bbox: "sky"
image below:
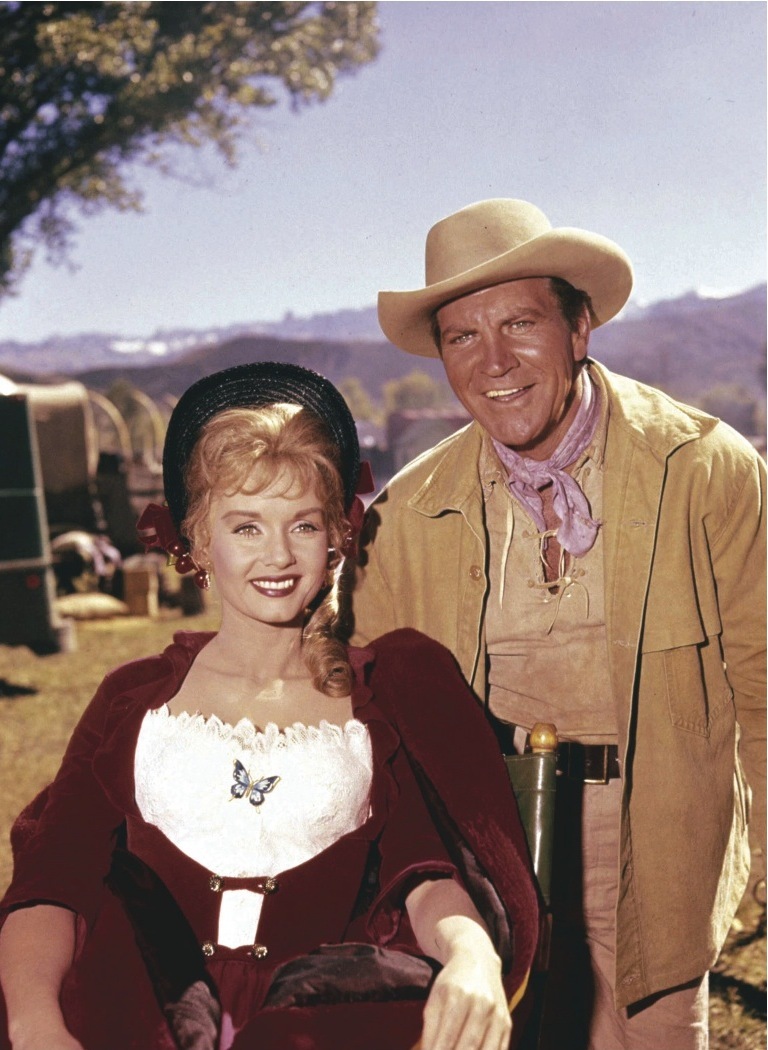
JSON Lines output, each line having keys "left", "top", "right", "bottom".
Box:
{"left": 0, "top": 0, "right": 765, "bottom": 342}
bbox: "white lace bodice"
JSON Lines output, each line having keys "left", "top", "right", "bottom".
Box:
{"left": 134, "top": 707, "right": 373, "bottom": 947}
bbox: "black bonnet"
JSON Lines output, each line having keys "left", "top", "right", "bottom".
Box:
{"left": 162, "top": 362, "right": 361, "bottom": 531}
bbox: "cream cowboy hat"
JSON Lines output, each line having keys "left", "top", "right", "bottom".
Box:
{"left": 377, "top": 198, "right": 634, "bottom": 358}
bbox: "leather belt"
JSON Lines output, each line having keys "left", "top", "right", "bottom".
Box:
{"left": 557, "top": 741, "right": 620, "bottom": 784}
{"left": 492, "top": 719, "right": 620, "bottom": 784}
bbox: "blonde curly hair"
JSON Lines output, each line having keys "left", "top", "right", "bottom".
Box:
{"left": 182, "top": 404, "right": 352, "bottom": 698}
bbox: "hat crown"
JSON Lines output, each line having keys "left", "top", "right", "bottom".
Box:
{"left": 425, "top": 199, "right": 552, "bottom": 285}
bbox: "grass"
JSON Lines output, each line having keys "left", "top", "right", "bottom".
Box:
{"left": 0, "top": 607, "right": 764, "bottom": 1046}
{"left": 0, "top": 604, "right": 222, "bottom": 890}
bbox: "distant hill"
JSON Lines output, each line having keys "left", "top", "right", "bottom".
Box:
{"left": 0, "top": 308, "right": 383, "bottom": 377}
{"left": 1, "top": 286, "right": 764, "bottom": 418}
{"left": 588, "top": 284, "right": 766, "bottom": 404}
{"left": 70, "top": 334, "right": 452, "bottom": 403}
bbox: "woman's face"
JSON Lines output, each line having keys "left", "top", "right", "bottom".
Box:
{"left": 205, "top": 472, "right": 330, "bottom": 631}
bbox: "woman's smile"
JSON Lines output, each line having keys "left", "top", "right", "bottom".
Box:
{"left": 250, "top": 574, "right": 301, "bottom": 597}
{"left": 205, "top": 476, "right": 330, "bottom": 630}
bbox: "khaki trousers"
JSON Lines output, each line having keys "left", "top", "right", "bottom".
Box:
{"left": 538, "top": 776, "right": 709, "bottom": 1050}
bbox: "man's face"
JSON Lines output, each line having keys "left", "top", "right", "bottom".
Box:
{"left": 436, "top": 278, "right": 590, "bottom": 460}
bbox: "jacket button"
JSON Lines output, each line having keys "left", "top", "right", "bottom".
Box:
{"left": 251, "top": 943, "right": 269, "bottom": 959}
{"left": 201, "top": 941, "right": 215, "bottom": 957}
{"left": 469, "top": 565, "right": 483, "bottom": 581}
{"left": 209, "top": 875, "right": 223, "bottom": 893}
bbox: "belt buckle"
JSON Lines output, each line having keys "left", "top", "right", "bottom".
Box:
{"left": 583, "top": 745, "right": 610, "bottom": 785}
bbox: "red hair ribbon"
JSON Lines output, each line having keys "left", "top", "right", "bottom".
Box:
{"left": 356, "top": 460, "right": 376, "bottom": 498}
{"left": 135, "top": 503, "right": 205, "bottom": 584}
{"left": 341, "top": 461, "right": 376, "bottom": 559}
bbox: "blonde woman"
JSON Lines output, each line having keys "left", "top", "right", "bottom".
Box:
{"left": 0, "top": 363, "right": 537, "bottom": 1050}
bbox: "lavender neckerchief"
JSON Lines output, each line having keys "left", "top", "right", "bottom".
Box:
{"left": 492, "top": 374, "right": 601, "bottom": 558}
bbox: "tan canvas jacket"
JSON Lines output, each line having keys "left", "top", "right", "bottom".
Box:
{"left": 350, "top": 361, "right": 766, "bottom": 1008}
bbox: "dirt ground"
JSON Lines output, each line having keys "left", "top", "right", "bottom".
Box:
{"left": 710, "top": 890, "right": 766, "bottom": 1049}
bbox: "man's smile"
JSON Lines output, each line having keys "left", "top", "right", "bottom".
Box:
{"left": 484, "top": 384, "right": 532, "bottom": 400}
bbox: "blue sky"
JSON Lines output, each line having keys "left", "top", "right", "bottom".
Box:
{"left": 0, "top": 1, "right": 765, "bottom": 342}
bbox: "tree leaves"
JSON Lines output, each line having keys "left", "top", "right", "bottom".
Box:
{"left": 0, "top": 1, "right": 380, "bottom": 298}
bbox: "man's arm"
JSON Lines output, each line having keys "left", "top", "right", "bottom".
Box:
{"left": 712, "top": 445, "right": 767, "bottom": 855}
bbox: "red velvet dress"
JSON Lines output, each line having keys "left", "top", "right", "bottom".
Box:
{"left": 0, "top": 629, "right": 538, "bottom": 1049}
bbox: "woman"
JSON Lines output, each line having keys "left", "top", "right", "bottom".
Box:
{"left": 0, "top": 363, "right": 538, "bottom": 1050}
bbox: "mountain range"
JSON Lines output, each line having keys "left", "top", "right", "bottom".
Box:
{"left": 0, "top": 285, "right": 765, "bottom": 420}
{"left": 0, "top": 307, "right": 385, "bottom": 376}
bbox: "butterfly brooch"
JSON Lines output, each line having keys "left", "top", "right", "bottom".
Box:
{"left": 230, "top": 759, "right": 280, "bottom": 807}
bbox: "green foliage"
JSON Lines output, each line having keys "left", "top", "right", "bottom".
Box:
{"left": 383, "top": 370, "right": 451, "bottom": 413}
{"left": 338, "top": 375, "right": 379, "bottom": 424}
{"left": 106, "top": 376, "right": 161, "bottom": 460}
{"left": 0, "top": 1, "right": 379, "bottom": 296}
{"left": 106, "top": 376, "right": 138, "bottom": 416}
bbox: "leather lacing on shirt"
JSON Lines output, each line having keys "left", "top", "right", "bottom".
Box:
{"left": 490, "top": 478, "right": 590, "bottom": 634}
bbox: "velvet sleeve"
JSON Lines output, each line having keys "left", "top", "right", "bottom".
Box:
{"left": 358, "top": 629, "right": 540, "bottom": 986}
{"left": 365, "top": 738, "right": 459, "bottom": 949}
{"left": 0, "top": 671, "right": 129, "bottom": 941}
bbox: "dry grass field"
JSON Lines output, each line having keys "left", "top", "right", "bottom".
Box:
{"left": 0, "top": 606, "right": 765, "bottom": 1046}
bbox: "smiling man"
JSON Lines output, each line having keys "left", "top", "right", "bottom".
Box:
{"left": 350, "top": 199, "right": 766, "bottom": 1049}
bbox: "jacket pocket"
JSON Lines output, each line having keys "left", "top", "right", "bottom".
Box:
{"left": 660, "top": 635, "right": 733, "bottom": 737}
{"left": 641, "top": 587, "right": 730, "bottom": 736}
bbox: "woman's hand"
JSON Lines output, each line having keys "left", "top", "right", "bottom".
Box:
{"left": 406, "top": 879, "right": 512, "bottom": 1050}
{"left": 8, "top": 1015, "right": 85, "bottom": 1050}
{"left": 420, "top": 932, "right": 511, "bottom": 1050}
{"left": 0, "top": 905, "right": 83, "bottom": 1050}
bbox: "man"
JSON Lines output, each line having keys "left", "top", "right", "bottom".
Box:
{"left": 350, "top": 198, "right": 766, "bottom": 1049}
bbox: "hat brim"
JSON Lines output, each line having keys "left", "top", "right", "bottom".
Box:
{"left": 378, "top": 228, "right": 633, "bottom": 357}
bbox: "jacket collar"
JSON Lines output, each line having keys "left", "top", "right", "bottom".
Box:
{"left": 588, "top": 360, "right": 717, "bottom": 462}
{"left": 405, "top": 421, "right": 486, "bottom": 520}
{"left": 405, "top": 361, "right": 717, "bottom": 520}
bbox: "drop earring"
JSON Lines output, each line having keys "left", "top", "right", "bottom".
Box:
{"left": 193, "top": 551, "right": 211, "bottom": 590}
